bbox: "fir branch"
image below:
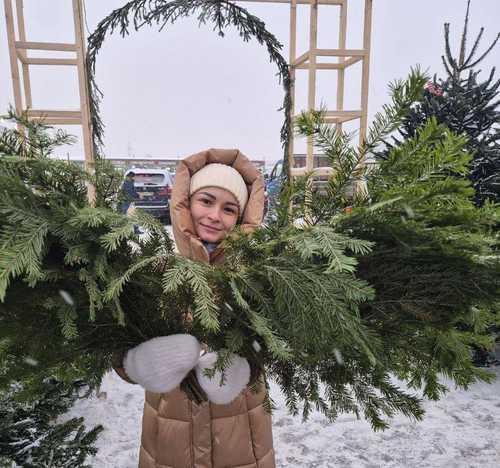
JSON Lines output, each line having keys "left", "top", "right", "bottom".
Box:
{"left": 163, "top": 258, "right": 220, "bottom": 332}
{"left": 105, "top": 256, "right": 161, "bottom": 302}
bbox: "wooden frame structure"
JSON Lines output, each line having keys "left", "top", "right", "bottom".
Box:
{"left": 4, "top": 0, "right": 95, "bottom": 201}
{"left": 4, "top": 0, "right": 372, "bottom": 185}
{"left": 239, "top": 0, "right": 373, "bottom": 178}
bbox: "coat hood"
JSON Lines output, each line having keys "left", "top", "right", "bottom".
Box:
{"left": 170, "top": 148, "right": 265, "bottom": 264}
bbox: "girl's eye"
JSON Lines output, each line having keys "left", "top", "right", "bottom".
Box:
{"left": 224, "top": 207, "right": 237, "bottom": 215}
{"left": 200, "top": 198, "right": 212, "bottom": 205}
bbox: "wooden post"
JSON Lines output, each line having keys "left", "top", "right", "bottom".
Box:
{"left": 4, "top": 0, "right": 23, "bottom": 115}
{"left": 73, "top": 0, "right": 96, "bottom": 205}
{"left": 288, "top": 0, "right": 297, "bottom": 174}
{"left": 354, "top": 0, "right": 372, "bottom": 197}
{"left": 359, "top": 0, "right": 372, "bottom": 147}
{"left": 336, "top": 0, "right": 347, "bottom": 134}
{"left": 15, "top": 0, "right": 32, "bottom": 109}
{"left": 307, "top": 0, "right": 318, "bottom": 173}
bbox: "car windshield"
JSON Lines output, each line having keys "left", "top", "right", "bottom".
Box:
{"left": 133, "top": 173, "right": 166, "bottom": 185}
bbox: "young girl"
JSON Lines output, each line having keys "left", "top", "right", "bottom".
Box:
{"left": 115, "top": 148, "right": 275, "bottom": 468}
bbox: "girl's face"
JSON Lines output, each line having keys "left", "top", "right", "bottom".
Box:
{"left": 190, "top": 187, "right": 240, "bottom": 243}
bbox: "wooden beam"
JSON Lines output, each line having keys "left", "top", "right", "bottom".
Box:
{"left": 324, "top": 110, "right": 361, "bottom": 118}
{"left": 15, "top": 41, "right": 77, "bottom": 52}
{"left": 336, "top": 0, "right": 347, "bottom": 133}
{"left": 296, "top": 56, "right": 362, "bottom": 69}
{"left": 292, "top": 51, "right": 309, "bottom": 66}
{"left": 323, "top": 116, "right": 360, "bottom": 124}
{"left": 325, "top": 110, "right": 361, "bottom": 124}
{"left": 26, "top": 109, "right": 82, "bottom": 118}
{"left": 359, "top": 0, "right": 372, "bottom": 147}
{"left": 293, "top": 54, "right": 363, "bottom": 70}
{"left": 73, "top": 0, "right": 96, "bottom": 204}
{"left": 297, "top": 62, "right": 343, "bottom": 69}
{"left": 293, "top": 110, "right": 361, "bottom": 123}
{"left": 27, "top": 117, "right": 82, "bottom": 125}
{"left": 4, "top": 0, "right": 23, "bottom": 114}
{"left": 288, "top": 0, "right": 297, "bottom": 175}
{"left": 25, "top": 57, "right": 79, "bottom": 66}
{"left": 314, "top": 48, "right": 366, "bottom": 57}
{"left": 290, "top": 166, "right": 335, "bottom": 177}
{"left": 307, "top": 0, "right": 318, "bottom": 173}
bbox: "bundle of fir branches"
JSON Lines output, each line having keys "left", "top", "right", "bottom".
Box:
{"left": 1, "top": 69, "right": 499, "bottom": 430}
{"left": 292, "top": 73, "right": 500, "bottom": 406}
{"left": 372, "top": 1, "right": 500, "bottom": 366}
{"left": 0, "top": 110, "right": 381, "bottom": 425}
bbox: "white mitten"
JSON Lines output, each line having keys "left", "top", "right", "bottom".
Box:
{"left": 123, "top": 334, "right": 200, "bottom": 393}
{"left": 195, "top": 352, "right": 250, "bottom": 405}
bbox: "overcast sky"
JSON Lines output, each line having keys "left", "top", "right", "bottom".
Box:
{"left": 1, "top": 0, "right": 499, "bottom": 165}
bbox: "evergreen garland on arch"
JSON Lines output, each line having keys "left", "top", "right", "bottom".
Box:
{"left": 86, "top": 0, "right": 292, "bottom": 172}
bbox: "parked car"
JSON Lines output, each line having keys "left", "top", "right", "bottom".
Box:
{"left": 125, "top": 168, "right": 173, "bottom": 224}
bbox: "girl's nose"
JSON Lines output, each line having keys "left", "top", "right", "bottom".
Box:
{"left": 207, "top": 206, "right": 222, "bottom": 222}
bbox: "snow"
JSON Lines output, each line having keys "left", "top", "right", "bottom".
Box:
{"left": 66, "top": 368, "right": 500, "bottom": 467}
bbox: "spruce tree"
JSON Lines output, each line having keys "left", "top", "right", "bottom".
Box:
{"left": 391, "top": 0, "right": 500, "bottom": 206}
{"left": 0, "top": 379, "right": 102, "bottom": 468}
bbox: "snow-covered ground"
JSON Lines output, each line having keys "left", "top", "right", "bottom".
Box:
{"left": 67, "top": 368, "right": 500, "bottom": 468}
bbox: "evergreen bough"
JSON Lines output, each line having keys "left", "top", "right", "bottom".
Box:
{"left": 1, "top": 68, "right": 499, "bottom": 431}
{"left": 293, "top": 70, "right": 500, "bottom": 407}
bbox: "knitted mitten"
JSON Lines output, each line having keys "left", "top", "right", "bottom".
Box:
{"left": 195, "top": 352, "right": 250, "bottom": 405}
{"left": 123, "top": 334, "right": 201, "bottom": 393}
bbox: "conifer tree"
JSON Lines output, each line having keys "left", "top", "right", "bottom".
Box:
{"left": 388, "top": 0, "right": 500, "bottom": 206}
{"left": 0, "top": 379, "right": 102, "bottom": 468}
{"left": 377, "top": 1, "right": 500, "bottom": 365}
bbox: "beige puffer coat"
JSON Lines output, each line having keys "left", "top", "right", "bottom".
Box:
{"left": 116, "top": 149, "right": 275, "bottom": 468}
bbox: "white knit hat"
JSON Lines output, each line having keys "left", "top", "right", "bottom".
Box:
{"left": 190, "top": 163, "right": 249, "bottom": 213}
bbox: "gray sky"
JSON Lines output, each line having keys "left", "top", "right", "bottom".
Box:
{"left": 1, "top": 0, "right": 499, "bottom": 165}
